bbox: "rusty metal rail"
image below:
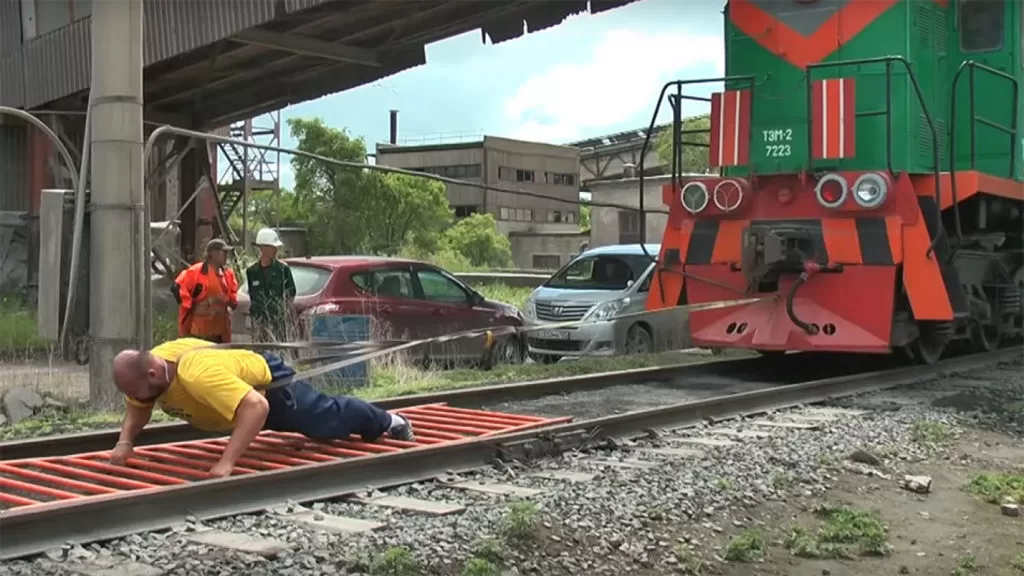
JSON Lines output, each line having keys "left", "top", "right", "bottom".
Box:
{"left": 2, "top": 348, "right": 1015, "bottom": 560}
{"left": 0, "top": 403, "right": 567, "bottom": 512}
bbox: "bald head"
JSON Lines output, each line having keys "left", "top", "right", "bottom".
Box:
{"left": 113, "top": 349, "right": 168, "bottom": 402}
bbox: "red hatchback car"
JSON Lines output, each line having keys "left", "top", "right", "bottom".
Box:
{"left": 233, "top": 256, "right": 526, "bottom": 366}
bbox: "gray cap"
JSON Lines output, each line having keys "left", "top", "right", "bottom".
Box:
{"left": 205, "top": 238, "right": 233, "bottom": 253}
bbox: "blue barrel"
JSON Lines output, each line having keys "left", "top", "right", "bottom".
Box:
{"left": 308, "top": 314, "right": 371, "bottom": 389}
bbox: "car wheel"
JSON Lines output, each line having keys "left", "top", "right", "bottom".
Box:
{"left": 624, "top": 323, "right": 654, "bottom": 355}
{"left": 528, "top": 352, "right": 562, "bottom": 364}
{"left": 491, "top": 337, "right": 524, "bottom": 366}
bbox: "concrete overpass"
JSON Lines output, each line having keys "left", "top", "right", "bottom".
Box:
{"left": 569, "top": 122, "right": 669, "bottom": 185}
{"left": 2, "top": 0, "right": 639, "bottom": 127}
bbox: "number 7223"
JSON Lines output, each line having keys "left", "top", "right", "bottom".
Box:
{"left": 762, "top": 128, "right": 793, "bottom": 158}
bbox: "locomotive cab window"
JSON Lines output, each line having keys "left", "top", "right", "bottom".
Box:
{"left": 959, "top": 0, "right": 1004, "bottom": 52}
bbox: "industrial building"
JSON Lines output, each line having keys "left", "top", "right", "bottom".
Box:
{"left": 376, "top": 131, "right": 587, "bottom": 269}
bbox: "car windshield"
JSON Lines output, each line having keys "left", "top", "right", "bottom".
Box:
{"left": 545, "top": 254, "right": 653, "bottom": 290}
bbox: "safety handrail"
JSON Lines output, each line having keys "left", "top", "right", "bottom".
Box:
{"left": 636, "top": 77, "right": 757, "bottom": 242}
{"left": 947, "top": 60, "right": 1020, "bottom": 249}
{"left": 635, "top": 76, "right": 756, "bottom": 304}
{"left": 805, "top": 56, "right": 943, "bottom": 259}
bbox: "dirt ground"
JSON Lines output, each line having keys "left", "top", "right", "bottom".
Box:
{"left": 701, "top": 429, "right": 1024, "bottom": 576}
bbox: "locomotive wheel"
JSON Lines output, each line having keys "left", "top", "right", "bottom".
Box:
{"left": 909, "top": 325, "right": 946, "bottom": 365}
{"left": 969, "top": 312, "right": 1002, "bottom": 352}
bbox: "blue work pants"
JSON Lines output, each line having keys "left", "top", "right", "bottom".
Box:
{"left": 260, "top": 353, "right": 392, "bottom": 442}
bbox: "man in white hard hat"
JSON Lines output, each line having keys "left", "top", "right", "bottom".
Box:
{"left": 246, "top": 228, "right": 296, "bottom": 342}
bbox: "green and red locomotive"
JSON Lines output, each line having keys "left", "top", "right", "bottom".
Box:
{"left": 644, "top": 0, "right": 1023, "bottom": 363}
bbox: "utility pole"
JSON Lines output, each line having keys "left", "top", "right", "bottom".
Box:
{"left": 88, "top": 0, "right": 144, "bottom": 405}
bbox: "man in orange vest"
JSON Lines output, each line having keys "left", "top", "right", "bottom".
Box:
{"left": 173, "top": 238, "right": 239, "bottom": 343}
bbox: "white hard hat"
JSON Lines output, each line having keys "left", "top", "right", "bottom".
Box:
{"left": 254, "top": 227, "right": 284, "bottom": 248}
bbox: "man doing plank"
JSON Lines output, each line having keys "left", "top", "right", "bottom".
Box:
{"left": 110, "top": 338, "right": 414, "bottom": 478}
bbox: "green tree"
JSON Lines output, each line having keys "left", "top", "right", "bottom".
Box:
{"left": 441, "top": 213, "right": 513, "bottom": 268}
{"left": 579, "top": 203, "right": 591, "bottom": 232}
{"left": 359, "top": 172, "right": 452, "bottom": 255}
{"left": 287, "top": 117, "right": 451, "bottom": 255}
{"left": 655, "top": 114, "right": 713, "bottom": 174}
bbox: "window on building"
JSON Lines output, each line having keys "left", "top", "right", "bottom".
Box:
{"left": 532, "top": 254, "right": 562, "bottom": 270}
{"left": 618, "top": 211, "right": 642, "bottom": 244}
{"left": 545, "top": 172, "right": 577, "bottom": 186}
{"left": 410, "top": 164, "right": 482, "bottom": 179}
{"left": 565, "top": 211, "right": 577, "bottom": 224}
{"left": 498, "top": 207, "right": 535, "bottom": 221}
{"left": 547, "top": 210, "right": 562, "bottom": 223}
{"left": 453, "top": 205, "right": 479, "bottom": 219}
{"left": 498, "top": 166, "right": 535, "bottom": 182}
{"left": 959, "top": 0, "right": 1004, "bottom": 52}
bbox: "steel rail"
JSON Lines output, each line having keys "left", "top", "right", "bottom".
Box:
{"left": 0, "top": 348, "right": 1016, "bottom": 560}
{"left": 0, "top": 354, "right": 774, "bottom": 460}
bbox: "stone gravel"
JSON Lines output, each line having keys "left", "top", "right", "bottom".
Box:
{"left": 1, "top": 352, "right": 1020, "bottom": 576}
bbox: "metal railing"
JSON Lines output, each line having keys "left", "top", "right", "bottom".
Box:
{"left": 946, "top": 60, "right": 1020, "bottom": 248}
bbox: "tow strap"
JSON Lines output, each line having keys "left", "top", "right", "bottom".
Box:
{"left": 198, "top": 296, "right": 768, "bottom": 391}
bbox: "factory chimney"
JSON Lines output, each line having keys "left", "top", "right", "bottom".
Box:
{"left": 389, "top": 110, "right": 398, "bottom": 144}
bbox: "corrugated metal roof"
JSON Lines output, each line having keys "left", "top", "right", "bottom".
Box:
{"left": 0, "top": 52, "right": 24, "bottom": 108}
{"left": 0, "top": 0, "right": 21, "bottom": 56}
{"left": 0, "top": 124, "right": 29, "bottom": 212}
{"left": 144, "top": 0, "right": 278, "bottom": 65}
{"left": 2, "top": 0, "right": 646, "bottom": 111}
{"left": 21, "top": 20, "right": 90, "bottom": 108}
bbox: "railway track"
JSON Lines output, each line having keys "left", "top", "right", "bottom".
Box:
{"left": 0, "top": 347, "right": 1016, "bottom": 562}
{"left": 0, "top": 352, "right": 843, "bottom": 460}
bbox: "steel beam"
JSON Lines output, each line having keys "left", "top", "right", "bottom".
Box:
{"left": 231, "top": 28, "right": 380, "bottom": 67}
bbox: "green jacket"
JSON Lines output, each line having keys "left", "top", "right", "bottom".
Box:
{"left": 246, "top": 259, "right": 297, "bottom": 326}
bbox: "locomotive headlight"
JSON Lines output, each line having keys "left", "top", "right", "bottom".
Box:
{"left": 852, "top": 172, "right": 888, "bottom": 208}
{"left": 680, "top": 182, "right": 709, "bottom": 214}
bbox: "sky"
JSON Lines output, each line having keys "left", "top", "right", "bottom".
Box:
{"left": 257, "top": 0, "right": 727, "bottom": 190}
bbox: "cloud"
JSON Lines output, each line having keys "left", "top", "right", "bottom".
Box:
{"left": 502, "top": 28, "right": 724, "bottom": 143}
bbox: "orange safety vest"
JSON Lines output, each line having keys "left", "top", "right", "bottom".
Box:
{"left": 172, "top": 261, "right": 239, "bottom": 343}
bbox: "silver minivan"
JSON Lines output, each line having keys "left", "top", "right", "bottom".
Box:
{"left": 521, "top": 243, "right": 690, "bottom": 363}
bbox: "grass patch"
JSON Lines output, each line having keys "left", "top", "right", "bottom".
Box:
{"left": 361, "top": 349, "right": 718, "bottom": 401}
{"left": 724, "top": 529, "right": 766, "bottom": 563}
{"left": 964, "top": 471, "right": 1024, "bottom": 505}
{"left": 460, "top": 557, "right": 501, "bottom": 576}
{"left": 673, "top": 544, "right": 708, "bottom": 574}
{"left": 1011, "top": 551, "right": 1024, "bottom": 572}
{"left": 474, "top": 283, "right": 533, "bottom": 310}
{"left": 784, "top": 505, "right": 891, "bottom": 559}
{"left": 951, "top": 554, "right": 977, "bottom": 576}
{"left": 0, "top": 295, "right": 51, "bottom": 359}
{"left": 499, "top": 501, "right": 540, "bottom": 544}
{"left": 370, "top": 546, "right": 419, "bottom": 576}
{"left": 910, "top": 418, "right": 954, "bottom": 445}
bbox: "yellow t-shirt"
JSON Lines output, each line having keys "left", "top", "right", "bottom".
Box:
{"left": 126, "top": 338, "right": 273, "bottom": 432}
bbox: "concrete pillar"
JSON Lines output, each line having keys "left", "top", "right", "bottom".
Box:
{"left": 88, "top": 0, "right": 144, "bottom": 405}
